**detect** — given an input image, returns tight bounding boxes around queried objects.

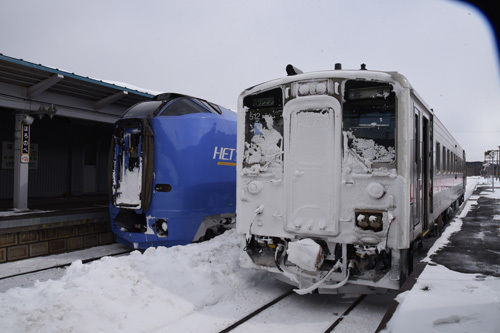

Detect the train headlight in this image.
[356,214,369,228]
[369,215,383,230]
[355,211,384,232]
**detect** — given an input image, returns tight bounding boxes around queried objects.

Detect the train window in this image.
[444,148,447,172]
[198,99,222,114]
[242,88,284,170]
[436,142,441,173]
[447,150,451,172]
[450,152,453,172]
[343,81,396,164]
[123,101,164,118]
[159,98,211,116]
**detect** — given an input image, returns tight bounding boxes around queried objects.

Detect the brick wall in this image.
[0,217,114,262]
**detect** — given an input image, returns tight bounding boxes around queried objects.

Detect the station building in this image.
[0,54,154,261]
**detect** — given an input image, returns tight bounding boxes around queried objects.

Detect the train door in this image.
[112,122,143,209]
[427,115,434,216]
[413,109,432,232]
[412,111,421,229]
[110,118,154,211]
[283,96,342,236]
[422,116,431,231]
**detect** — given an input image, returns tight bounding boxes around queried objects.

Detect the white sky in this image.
[1,0,498,161]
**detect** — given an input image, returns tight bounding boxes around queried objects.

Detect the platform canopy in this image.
[0,53,155,123]
[0,54,157,210]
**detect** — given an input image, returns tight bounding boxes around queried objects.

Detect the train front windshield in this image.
[242,81,396,169]
[343,82,396,164]
[242,88,284,170]
[122,101,163,118]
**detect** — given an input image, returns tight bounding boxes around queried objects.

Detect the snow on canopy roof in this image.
[0,53,156,109]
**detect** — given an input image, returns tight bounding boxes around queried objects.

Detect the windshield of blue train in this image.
[343,81,396,164]
[123,101,163,118]
[159,98,212,116]
[242,88,284,173]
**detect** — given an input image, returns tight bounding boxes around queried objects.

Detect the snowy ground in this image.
[1,177,499,332]
[383,176,500,332]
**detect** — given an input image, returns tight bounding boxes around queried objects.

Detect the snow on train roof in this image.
[239,69,412,99]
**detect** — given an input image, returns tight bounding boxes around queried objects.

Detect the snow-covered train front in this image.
[236,65,465,294]
[109,93,237,249]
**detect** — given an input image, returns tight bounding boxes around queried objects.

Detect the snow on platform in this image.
[381,177,500,332]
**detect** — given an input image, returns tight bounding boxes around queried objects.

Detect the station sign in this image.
[21,124,30,163]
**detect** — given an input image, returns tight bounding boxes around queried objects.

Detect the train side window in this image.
[436,142,441,173]
[159,98,211,116]
[448,150,451,173]
[443,147,447,173]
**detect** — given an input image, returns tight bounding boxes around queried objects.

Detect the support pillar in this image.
[13,113,32,210]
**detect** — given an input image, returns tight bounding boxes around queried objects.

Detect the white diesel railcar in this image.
[236,65,465,294]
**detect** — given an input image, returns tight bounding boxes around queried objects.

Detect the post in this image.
[491,152,495,192]
[13,113,31,210]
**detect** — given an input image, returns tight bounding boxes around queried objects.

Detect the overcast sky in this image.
[1,0,498,161]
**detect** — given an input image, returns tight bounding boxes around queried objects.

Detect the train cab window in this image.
[343,81,396,164]
[198,99,222,114]
[123,101,163,118]
[242,88,284,170]
[159,98,212,116]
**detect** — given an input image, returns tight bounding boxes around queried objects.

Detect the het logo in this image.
[213,146,236,166]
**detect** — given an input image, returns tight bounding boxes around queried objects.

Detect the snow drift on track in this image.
[0,230,288,332]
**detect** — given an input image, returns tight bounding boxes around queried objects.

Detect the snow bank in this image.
[0,230,287,333]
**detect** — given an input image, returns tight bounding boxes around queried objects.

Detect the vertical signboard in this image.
[21,124,30,163]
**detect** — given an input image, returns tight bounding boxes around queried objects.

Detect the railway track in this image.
[0,244,134,292]
[0,249,133,282]
[219,290,370,333]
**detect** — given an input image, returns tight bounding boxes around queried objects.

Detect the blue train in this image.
[109,93,237,249]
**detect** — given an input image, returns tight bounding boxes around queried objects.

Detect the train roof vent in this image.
[360,63,367,70]
[334,63,342,70]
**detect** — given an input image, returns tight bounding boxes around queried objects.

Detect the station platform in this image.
[0,194,108,229]
[432,183,500,277]
[378,179,500,332]
[0,194,113,262]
